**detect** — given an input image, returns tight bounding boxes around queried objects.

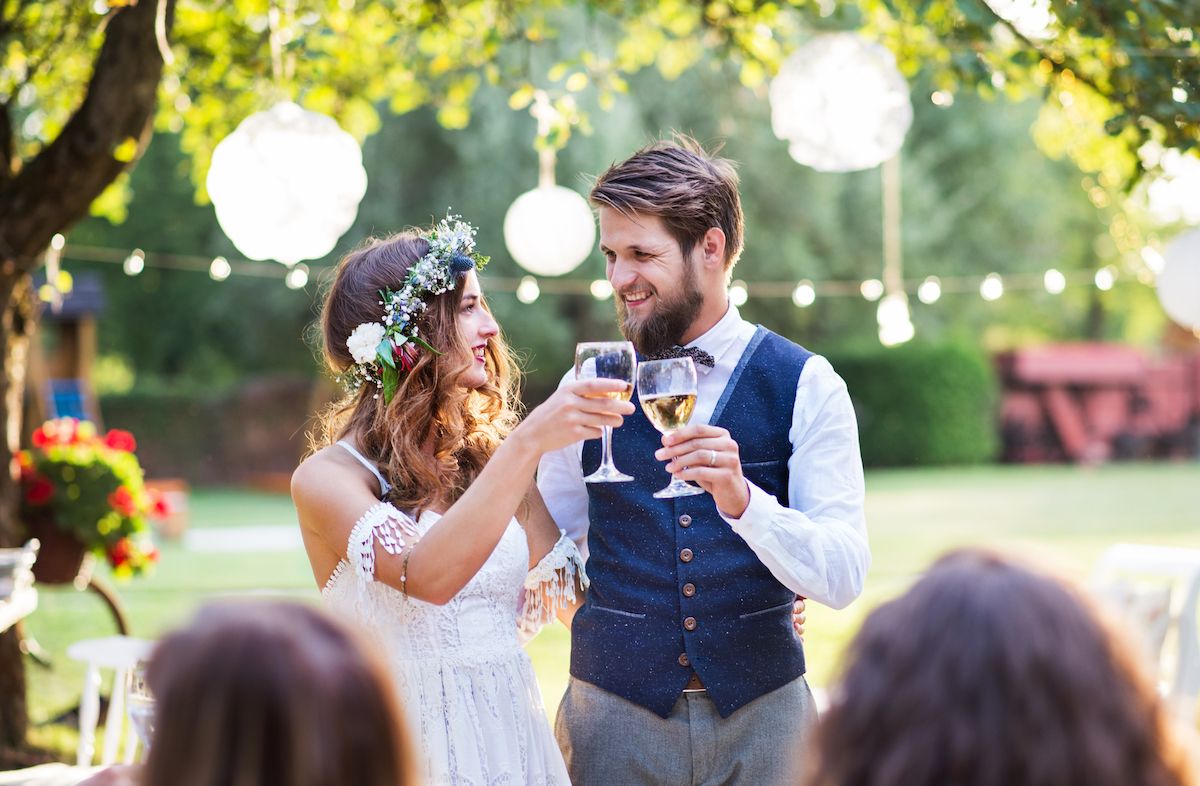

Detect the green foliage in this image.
[828,342,999,466]
[3,0,1194,214]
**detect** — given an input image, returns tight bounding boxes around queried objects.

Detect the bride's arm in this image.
[293,378,630,606]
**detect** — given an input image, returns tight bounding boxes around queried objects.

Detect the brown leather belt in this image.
[682,673,706,693]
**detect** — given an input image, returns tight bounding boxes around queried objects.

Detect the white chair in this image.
[1090,544,1200,720]
[65,635,155,767]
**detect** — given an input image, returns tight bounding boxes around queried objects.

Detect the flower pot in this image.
[23,515,89,585]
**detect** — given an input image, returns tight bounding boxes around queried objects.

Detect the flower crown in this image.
[342,213,489,404]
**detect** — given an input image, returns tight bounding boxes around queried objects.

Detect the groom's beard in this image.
[614,258,704,357]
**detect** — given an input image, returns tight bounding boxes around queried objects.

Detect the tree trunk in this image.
[0,0,172,751]
[0,277,35,751]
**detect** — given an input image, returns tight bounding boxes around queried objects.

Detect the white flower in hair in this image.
[347,322,386,365]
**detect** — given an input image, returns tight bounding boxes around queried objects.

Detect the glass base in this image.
[652,479,706,498]
[584,465,635,483]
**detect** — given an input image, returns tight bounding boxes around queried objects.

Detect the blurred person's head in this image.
[317,222,520,513]
[590,135,744,355]
[809,548,1196,786]
[143,600,416,786]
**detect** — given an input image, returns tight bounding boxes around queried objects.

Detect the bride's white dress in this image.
[322,501,581,786]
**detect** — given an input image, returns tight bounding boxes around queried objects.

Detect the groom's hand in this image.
[656,424,751,518]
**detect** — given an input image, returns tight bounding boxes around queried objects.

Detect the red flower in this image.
[149,490,172,518]
[108,538,133,568]
[103,429,137,453]
[108,485,138,516]
[31,426,51,448]
[24,474,54,506]
[394,342,420,372]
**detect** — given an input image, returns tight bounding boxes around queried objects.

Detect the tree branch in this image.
[0,102,11,183]
[0,0,174,266]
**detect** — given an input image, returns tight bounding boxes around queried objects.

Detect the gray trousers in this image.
[554,676,816,786]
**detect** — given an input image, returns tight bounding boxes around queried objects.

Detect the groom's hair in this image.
[589,133,744,272]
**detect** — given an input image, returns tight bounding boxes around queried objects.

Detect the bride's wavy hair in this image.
[316,230,521,514]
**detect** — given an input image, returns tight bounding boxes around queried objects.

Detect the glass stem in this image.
[600,425,615,468]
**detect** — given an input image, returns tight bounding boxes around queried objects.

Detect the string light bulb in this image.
[123,249,145,276]
[729,280,749,307]
[860,279,885,301]
[980,273,1004,301]
[590,280,613,300]
[792,280,816,308]
[516,276,541,304]
[209,256,232,281]
[917,276,942,304]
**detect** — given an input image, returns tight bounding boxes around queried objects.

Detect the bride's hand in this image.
[515,378,635,454]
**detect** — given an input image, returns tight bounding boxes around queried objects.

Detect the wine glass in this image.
[126,659,155,753]
[575,341,637,483]
[637,357,705,498]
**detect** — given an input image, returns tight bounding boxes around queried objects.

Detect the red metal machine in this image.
[997,344,1200,463]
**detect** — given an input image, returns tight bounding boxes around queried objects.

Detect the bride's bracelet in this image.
[400,545,414,597]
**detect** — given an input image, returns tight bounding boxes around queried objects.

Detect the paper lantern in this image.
[769,33,913,172]
[503,185,596,276]
[983,0,1056,40]
[207,102,367,266]
[1157,228,1200,329]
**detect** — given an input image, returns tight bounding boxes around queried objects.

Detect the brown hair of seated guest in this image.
[808,548,1196,786]
[142,601,416,786]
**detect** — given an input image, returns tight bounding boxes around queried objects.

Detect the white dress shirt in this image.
[537,304,870,609]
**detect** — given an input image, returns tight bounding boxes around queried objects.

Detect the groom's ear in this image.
[698,227,727,272]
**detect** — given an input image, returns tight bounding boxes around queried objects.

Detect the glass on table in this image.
[637,356,705,498]
[126,659,155,752]
[575,341,637,483]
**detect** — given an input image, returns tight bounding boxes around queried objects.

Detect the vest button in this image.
[678,514,692,527]
[683,616,698,631]
[679,548,694,563]
[682,583,696,598]
[678,652,690,667]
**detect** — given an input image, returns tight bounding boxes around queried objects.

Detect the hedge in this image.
[826,342,999,467]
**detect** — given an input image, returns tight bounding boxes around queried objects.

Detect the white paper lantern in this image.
[1140,147,1200,226]
[503,185,596,276]
[1157,228,1200,329]
[769,33,913,173]
[207,102,368,266]
[983,0,1056,41]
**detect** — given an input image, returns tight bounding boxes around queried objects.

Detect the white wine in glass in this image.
[637,357,705,498]
[575,341,637,483]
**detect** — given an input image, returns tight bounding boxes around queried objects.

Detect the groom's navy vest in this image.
[572,327,812,719]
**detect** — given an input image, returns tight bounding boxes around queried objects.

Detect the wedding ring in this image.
[708,449,717,467]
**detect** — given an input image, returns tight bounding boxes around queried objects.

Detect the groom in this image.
[537,137,870,785]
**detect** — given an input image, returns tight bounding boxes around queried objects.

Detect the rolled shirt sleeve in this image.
[720,355,870,609]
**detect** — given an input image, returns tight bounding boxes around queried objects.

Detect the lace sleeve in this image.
[518,531,588,642]
[344,502,420,618]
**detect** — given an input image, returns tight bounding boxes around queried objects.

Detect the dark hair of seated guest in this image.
[142,600,416,786]
[808,548,1196,786]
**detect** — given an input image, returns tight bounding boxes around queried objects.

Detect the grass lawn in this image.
[19,462,1200,757]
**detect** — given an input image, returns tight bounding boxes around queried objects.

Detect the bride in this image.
[291,215,632,785]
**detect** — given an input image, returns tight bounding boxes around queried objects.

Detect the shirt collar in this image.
[684,304,744,375]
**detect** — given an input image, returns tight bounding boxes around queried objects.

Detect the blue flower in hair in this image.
[449,253,475,275]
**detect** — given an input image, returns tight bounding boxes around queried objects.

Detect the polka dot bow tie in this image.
[643,345,716,369]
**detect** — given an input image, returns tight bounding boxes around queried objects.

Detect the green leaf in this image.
[382,365,399,405]
[411,335,443,355]
[377,339,396,368]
